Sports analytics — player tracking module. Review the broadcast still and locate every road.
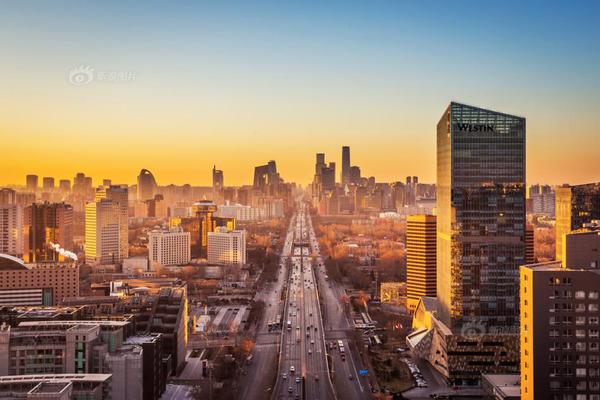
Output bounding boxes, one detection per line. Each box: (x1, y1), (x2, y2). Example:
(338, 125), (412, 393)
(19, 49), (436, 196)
(238, 214), (295, 400)
(306, 209), (371, 400)
(272, 203), (336, 400)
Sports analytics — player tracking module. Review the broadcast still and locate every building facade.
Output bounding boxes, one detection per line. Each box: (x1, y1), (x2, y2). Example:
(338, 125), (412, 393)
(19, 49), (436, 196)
(0, 205), (23, 257)
(148, 229), (190, 266)
(0, 255), (79, 306)
(555, 183), (600, 261)
(24, 202), (73, 263)
(437, 102), (526, 331)
(207, 228), (246, 265)
(406, 215), (437, 312)
(85, 199), (128, 264)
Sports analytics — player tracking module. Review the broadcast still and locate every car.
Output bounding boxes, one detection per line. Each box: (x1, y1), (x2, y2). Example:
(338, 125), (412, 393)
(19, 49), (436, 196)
(282, 373), (287, 379)
(308, 349), (312, 354)
(349, 375), (354, 380)
(315, 374), (319, 381)
(310, 340), (315, 345)
(290, 366), (295, 373)
(288, 386), (293, 393)
(295, 377), (301, 384)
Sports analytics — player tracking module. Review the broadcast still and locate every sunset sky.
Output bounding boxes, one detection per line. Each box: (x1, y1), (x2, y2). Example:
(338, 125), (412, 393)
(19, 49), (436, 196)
(1, 1), (599, 187)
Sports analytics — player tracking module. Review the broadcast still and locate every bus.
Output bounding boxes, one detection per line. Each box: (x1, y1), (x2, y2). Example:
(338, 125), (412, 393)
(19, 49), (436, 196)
(337, 340), (344, 349)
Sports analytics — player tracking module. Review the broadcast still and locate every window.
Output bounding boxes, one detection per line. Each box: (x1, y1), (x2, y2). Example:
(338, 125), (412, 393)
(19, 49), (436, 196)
(576, 291), (586, 299)
(576, 368), (587, 377)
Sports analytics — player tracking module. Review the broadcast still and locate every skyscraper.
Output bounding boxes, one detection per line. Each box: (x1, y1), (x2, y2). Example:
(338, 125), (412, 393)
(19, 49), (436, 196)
(341, 146), (350, 187)
(25, 175), (38, 192)
(437, 102), (526, 331)
(42, 177), (54, 191)
(555, 183), (600, 260)
(137, 169), (157, 201)
(406, 215), (437, 312)
(24, 202), (74, 262)
(0, 204), (23, 256)
(212, 165), (224, 192)
(321, 162), (336, 191)
(85, 198), (128, 264)
(349, 166), (361, 185)
(0, 188), (16, 205)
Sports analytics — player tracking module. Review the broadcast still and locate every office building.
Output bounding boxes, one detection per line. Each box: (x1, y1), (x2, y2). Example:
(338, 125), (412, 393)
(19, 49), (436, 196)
(253, 161), (280, 192)
(526, 224), (535, 264)
(408, 102), (525, 385)
(406, 215), (437, 312)
(0, 374), (111, 400)
(437, 102), (526, 331)
(216, 202), (265, 221)
(105, 345), (144, 400)
(24, 202), (73, 263)
(212, 165), (224, 191)
(59, 179), (71, 193)
(207, 227), (246, 265)
(0, 255), (79, 306)
(0, 204), (23, 257)
(521, 228), (600, 400)
(26, 175), (38, 192)
(137, 169), (157, 201)
(123, 334), (165, 400)
(148, 229), (190, 266)
(0, 320), (129, 376)
(85, 199), (128, 264)
(0, 189), (16, 205)
(349, 166), (361, 185)
(341, 145), (350, 187)
(42, 177), (55, 191)
(555, 183), (600, 260)
(321, 162), (336, 191)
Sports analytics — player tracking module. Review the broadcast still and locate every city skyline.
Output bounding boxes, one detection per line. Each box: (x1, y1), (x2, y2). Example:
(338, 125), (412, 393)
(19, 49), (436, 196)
(1, 1), (599, 186)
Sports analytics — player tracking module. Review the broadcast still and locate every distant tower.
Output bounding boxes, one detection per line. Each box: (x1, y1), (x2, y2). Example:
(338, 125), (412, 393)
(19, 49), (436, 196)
(212, 165), (224, 191)
(137, 169), (157, 201)
(26, 175), (38, 191)
(341, 146), (350, 187)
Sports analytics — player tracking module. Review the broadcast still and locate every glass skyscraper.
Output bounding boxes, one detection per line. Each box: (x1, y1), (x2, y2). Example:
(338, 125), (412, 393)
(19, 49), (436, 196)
(437, 102), (526, 332)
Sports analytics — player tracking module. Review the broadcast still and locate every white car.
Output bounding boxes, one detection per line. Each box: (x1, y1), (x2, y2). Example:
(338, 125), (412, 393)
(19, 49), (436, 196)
(290, 366), (295, 373)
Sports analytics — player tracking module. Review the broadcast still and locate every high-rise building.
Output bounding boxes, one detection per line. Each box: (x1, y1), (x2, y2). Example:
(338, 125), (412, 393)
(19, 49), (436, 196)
(0, 188), (16, 205)
(25, 175), (38, 192)
(42, 177), (55, 191)
(321, 162), (336, 191)
(341, 146), (350, 187)
(253, 161), (279, 191)
(555, 183), (600, 260)
(24, 202), (74, 262)
(148, 228), (191, 266)
(0, 205), (23, 257)
(437, 102), (526, 331)
(85, 199), (128, 264)
(315, 153), (326, 175)
(207, 227), (246, 265)
(521, 227), (600, 400)
(349, 166), (361, 185)
(137, 169), (157, 201)
(59, 179), (71, 193)
(212, 165), (224, 191)
(406, 215), (437, 312)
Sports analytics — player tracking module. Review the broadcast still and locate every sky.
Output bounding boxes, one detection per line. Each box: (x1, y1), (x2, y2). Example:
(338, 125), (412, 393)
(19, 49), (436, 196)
(1, 0), (599, 187)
